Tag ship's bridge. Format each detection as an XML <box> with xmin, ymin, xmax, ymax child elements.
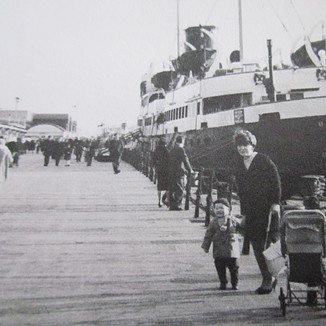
<box><xmin>140</xmin><ymin>90</ymin><xmax>166</xmax><ymax>116</ymax></box>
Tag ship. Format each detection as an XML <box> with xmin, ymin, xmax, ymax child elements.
<box><xmin>132</xmin><ymin>2</ymin><xmax>326</xmax><ymax>200</ymax></box>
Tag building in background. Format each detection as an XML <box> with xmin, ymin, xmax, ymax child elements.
<box><xmin>0</xmin><ymin>110</ymin><xmax>76</xmax><ymax>140</ymax></box>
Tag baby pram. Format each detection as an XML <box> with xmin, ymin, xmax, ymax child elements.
<box><xmin>278</xmin><ymin>210</ymin><xmax>326</xmax><ymax>316</ymax></box>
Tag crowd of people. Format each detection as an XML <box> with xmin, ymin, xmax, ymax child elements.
<box><xmin>1</xmin><ymin>135</ymin><xmax>123</xmax><ymax>173</ymax></box>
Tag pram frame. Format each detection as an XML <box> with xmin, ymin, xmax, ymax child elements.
<box><xmin>278</xmin><ymin>209</ymin><xmax>326</xmax><ymax>316</ymax></box>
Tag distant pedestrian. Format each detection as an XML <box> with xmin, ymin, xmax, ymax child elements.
<box><xmin>42</xmin><ymin>136</ymin><xmax>53</xmax><ymax>166</ymax></box>
<box><xmin>0</xmin><ymin>138</ymin><xmax>13</xmax><ymax>184</ymax></box>
<box><xmin>152</xmin><ymin>138</ymin><xmax>170</xmax><ymax>207</ymax></box>
<box><xmin>6</xmin><ymin>140</ymin><xmax>19</xmax><ymax>167</ymax></box>
<box><xmin>202</xmin><ymin>198</ymin><xmax>242</xmax><ymax>290</ymax></box>
<box><xmin>52</xmin><ymin>139</ymin><xmax>64</xmax><ymax>166</ymax></box>
<box><xmin>74</xmin><ymin>139</ymin><xmax>83</xmax><ymax>162</ymax></box>
<box><xmin>168</xmin><ymin>135</ymin><xmax>193</xmax><ymax>210</ymax></box>
<box><xmin>85</xmin><ymin>139</ymin><xmax>97</xmax><ymax>166</ymax></box>
<box><xmin>64</xmin><ymin>139</ymin><xmax>73</xmax><ymax>166</ymax></box>
<box><xmin>109</xmin><ymin>135</ymin><xmax>123</xmax><ymax>174</ymax></box>
<box><xmin>233</xmin><ymin>129</ymin><xmax>281</xmax><ymax>295</ymax></box>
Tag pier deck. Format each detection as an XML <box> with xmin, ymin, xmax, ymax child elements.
<box><xmin>0</xmin><ymin>154</ymin><xmax>325</xmax><ymax>325</ymax></box>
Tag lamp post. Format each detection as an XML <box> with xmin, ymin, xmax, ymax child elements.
<box><xmin>74</xmin><ymin>105</ymin><xmax>78</xmax><ymax>133</ymax></box>
<box><xmin>14</xmin><ymin>97</ymin><xmax>20</xmax><ymax>124</ymax></box>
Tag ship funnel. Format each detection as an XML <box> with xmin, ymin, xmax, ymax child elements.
<box><xmin>172</xmin><ymin>25</ymin><xmax>217</xmax><ymax>78</ymax></box>
<box><xmin>184</xmin><ymin>25</ymin><xmax>215</xmax><ymax>52</ymax></box>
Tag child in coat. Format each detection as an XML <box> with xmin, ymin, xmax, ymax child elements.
<box><xmin>201</xmin><ymin>198</ymin><xmax>241</xmax><ymax>290</ymax></box>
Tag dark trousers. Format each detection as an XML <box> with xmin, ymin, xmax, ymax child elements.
<box><xmin>86</xmin><ymin>156</ymin><xmax>93</xmax><ymax>166</ymax></box>
<box><xmin>251</xmin><ymin>237</ymin><xmax>272</xmax><ymax>289</ymax></box>
<box><xmin>169</xmin><ymin>176</ymin><xmax>185</xmax><ymax>210</ymax></box>
<box><xmin>44</xmin><ymin>154</ymin><xmax>51</xmax><ymax>166</ymax></box>
<box><xmin>55</xmin><ymin>156</ymin><xmax>61</xmax><ymax>166</ymax></box>
<box><xmin>214</xmin><ymin>257</ymin><xmax>239</xmax><ymax>286</ymax></box>
<box><xmin>113</xmin><ymin>159</ymin><xmax>120</xmax><ymax>173</ymax></box>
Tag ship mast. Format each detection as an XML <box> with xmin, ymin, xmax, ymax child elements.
<box><xmin>177</xmin><ymin>0</ymin><xmax>180</xmax><ymax>58</ymax></box>
<box><xmin>238</xmin><ymin>0</ymin><xmax>244</xmax><ymax>63</ymax></box>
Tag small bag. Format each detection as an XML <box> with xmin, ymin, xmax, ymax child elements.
<box><xmin>263</xmin><ymin>212</ymin><xmax>285</xmax><ymax>277</ymax></box>
<box><xmin>263</xmin><ymin>240</ymin><xmax>285</xmax><ymax>277</ymax></box>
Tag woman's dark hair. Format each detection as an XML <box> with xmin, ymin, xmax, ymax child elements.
<box><xmin>233</xmin><ymin>129</ymin><xmax>257</xmax><ymax>147</ymax></box>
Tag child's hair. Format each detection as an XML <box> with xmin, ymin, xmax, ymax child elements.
<box><xmin>213</xmin><ymin>198</ymin><xmax>230</xmax><ymax>209</ymax></box>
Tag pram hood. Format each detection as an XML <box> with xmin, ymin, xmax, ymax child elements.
<box><xmin>281</xmin><ymin>210</ymin><xmax>325</xmax><ymax>254</ymax></box>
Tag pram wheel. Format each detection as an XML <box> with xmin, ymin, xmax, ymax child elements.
<box><xmin>279</xmin><ymin>287</ymin><xmax>286</xmax><ymax>316</ymax></box>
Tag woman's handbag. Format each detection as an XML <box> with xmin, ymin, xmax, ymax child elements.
<box><xmin>263</xmin><ymin>212</ymin><xmax>285</xmax><ymax>277</ymax></box>
<box><xmin>263</xmin><ymin>240</ymin><xmax>285</xmax><ymax>277</ymax></box>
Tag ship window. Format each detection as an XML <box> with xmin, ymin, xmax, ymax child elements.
<box><xmin>179</xmin><ymin>107</ymin><xmax>182</xmax><ymax>119</ymax></box>
<box><xmin>137</xmin><ymin>119</ymin><xmax>143</xmax><ymax>127</ymax></box>
<box><xmin>201</xmin><ymin>122</ymin><xmax>208</xmax><ymax>129</ymax></box>
<box><xmin>197</xmin><ymin>102</ymin><xmax>201</xmax><ymax>115</ymax></box>
<box><xmin>259</xmin><ymin>112</ymin><xmax>280</xmax><ymax>123</ymax></box>
<box><xmin>185</xmin><ymin>106</ymin><xmax>188</xmax><ymax>117</ymax></box>
<box><xmin>174</xmin><ymin>127</ymin><xmax>178</xmax><ymax>132</ymax></box>
<box><xmin>145</xmin><ymin>117</ymin><xmax>152</xmax><ymax>126</ymax></box>
<box><xmin>149</xmin><ymin>94</ymin><xmax>158</xmax><ymax>103</ymax></box>
<box><xmin>173</xmin><ymin>109</ymin><xmax>176</xmax><ymax>120</ymax></box>
<box><xmin>182</xmin><ymin>107</ymin><xmax>185</xmax><ymax>118</ymax></box>
<box><xmin>148</xmin><ymin>92</ymin><xmax>165</xmax><ymax>103</ymax></box>
<box><xmin>290</xmin><ymin>92</ymin><xmax>304</xmax><ymax>100</ymax></box>
<box><xmin>176</xmin><ymin>108</ymin><xmax>179</xmax><ymax>119</ymax></box>
<box><xmin>276</xmin><ymin>94</ymin><xmax>286</xmax><ymax>102</ymax></box>
<box><xmin>202</xmin><ymin>93</ymin><xmax>251</xmax><ymax>115</ymax></box>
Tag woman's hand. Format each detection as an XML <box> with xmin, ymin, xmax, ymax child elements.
<box><xmin>270</xmin><ymin>204</ymin><xmax>280</xmax><ymax>216</ymax></box>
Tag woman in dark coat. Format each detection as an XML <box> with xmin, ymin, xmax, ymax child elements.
<box><xmin>234</xmin><ymin>129</ymin><xmax>281</xmax><ymax>294</ymax></box>
<box><xmin>153</xmin><ymin>138</ymin><xmax>170</xmax><ymax>207</ymax></box>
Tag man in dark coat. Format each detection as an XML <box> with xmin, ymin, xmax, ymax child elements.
<box><xmin>42</xmin><ymin>136</ymin><xmax>53</xmax><ymax>167</ymax></box>
<box><xmin>109</xmin><ymin>135</ymin><xmax>123</xmax><ymax>174</ymax></box>
<box><xmin>168</xmin><ymin>135</ymin><xmax>193</xmax><ymax>211</ymax></box>
<box><xmin>234</xmin><ymin>129</ymin><xmax>281</xmax><ymax>294</ymax></box>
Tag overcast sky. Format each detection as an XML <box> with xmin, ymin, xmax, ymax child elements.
<box><xmin>0</xmin><ymin>0</ymin><xmax>325</xmax><ymax>136</ymax></box>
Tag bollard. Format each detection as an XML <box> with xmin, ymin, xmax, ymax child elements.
<box><xmin>205</xmin><ymin>169</ymin><xmax>214</xmax><ymax>227</ymax></box>
<box><xmin>153</xmin><ymin>168</ymin><xmax>157</xmax><ymax>184</ymax></box>
<box><xmin>194</xmin><ymin>168</ymin><xmax>203</xmax><ymax>218</ymax></box>
<box><xmin>184</xmin><ymin>171</ymin><xmax>191</xmax><ymax>210</ymax></box>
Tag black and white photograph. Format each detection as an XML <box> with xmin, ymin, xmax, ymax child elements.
<box><xmin>0</xmin><ymin>0</ymin><xmax>326</xmax><ymax>325</ymax></box>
